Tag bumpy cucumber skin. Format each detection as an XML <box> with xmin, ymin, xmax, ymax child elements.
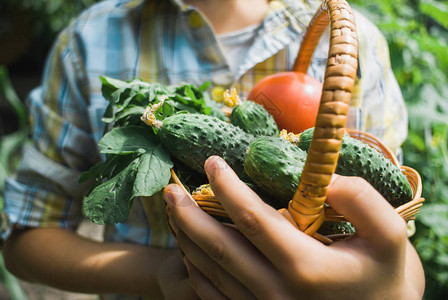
<box><xmin>230</xmin><ymin>101</ymin><xmax>279</xmax><ymax>136</ymax></box>
<box><xmin>317</xmin><ymin>221</ymin><xmax>355</xmax><ymax>236</ymax></box>
<box><xmin>244</xmin><ymin>136</ymin><xmax>308</xmax><ymax>206</ymax></box>
<box><xmin>298</xmin><ymin>128</ymin><xmax>413</xmax><ymax>207</ymax></box>
<box><xmin>297</xmin><ymin>127</ymin><xmax>314</xmax><ymax>151</ymax></box>
<box><xmin>159</xmin><ymin>114</ymin><xmax>254</xmax><ymax>181</ymax></box>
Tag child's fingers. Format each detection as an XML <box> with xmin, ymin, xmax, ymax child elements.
<box><xmin>203</xmin><ymin>156</ymin><xmax>325</xmax><ymax>271</ymax></box>
<box><xmin>177</xmin><ymin>230</ymin><xmax>255</xmax><ymax>300</ymax></box>
<box><xmin>183</xmin><ymin>258</ymin><xmax>232</xmax><ymax>300</ymax></box>
<box><xmin>163</xmin><ymin>183</ymin><xmax>289</xmax><ymax>298</ymax></box>
<box><xmin>156</xmin><ymin>254</ymin><xmax>200</xmax><ymax>300</ymax></box>
<box><xmin>326</xmin><ymin>175</ymin><xmax>408</xmax><ymax>248</ymax></box>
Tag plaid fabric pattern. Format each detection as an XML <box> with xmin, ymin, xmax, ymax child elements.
<box><xmin>2</xmin><ymin>0</ymin><xmax>407</xmax><ymax>253</ymax></box>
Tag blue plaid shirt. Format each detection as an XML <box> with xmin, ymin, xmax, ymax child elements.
<box><xmin>2</xmin><ymin>0</ymin><xmax>407</xmax><ymax>252</ymax></box>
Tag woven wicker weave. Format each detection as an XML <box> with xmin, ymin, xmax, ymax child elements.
<box><xmin>189</xmin><ymin>129</ymin><xmax>424</xmax><ymax>239</ymax></box>
<box><xmin>185</xmin><ymin>0</ymin><xmax>424</xmax><ymax>243</ymax></box>
<box><xmin>284</xmin><ymin>0</ymin><xmax>359</xmax><ymax>242</ymax></box>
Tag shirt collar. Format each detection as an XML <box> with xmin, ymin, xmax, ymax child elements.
<box><xmin>169</xmin><ymin>0</ymin><xmax>195</xmax><ymax>12</ymax></box>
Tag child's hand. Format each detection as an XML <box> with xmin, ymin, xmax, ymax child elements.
<box><xmin>164</xmin><ymin>156</ymin><xmax>425</xmax><ymax>300</ymax></box>
<box><xmin>157</xmin><ymin>253</ymin><xmax>199</xmax><ymax>300</ymax></box>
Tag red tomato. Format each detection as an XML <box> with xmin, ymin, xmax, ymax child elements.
<box><xmin>247</xmin><ymin>72</ymin><xmax>322</xmax><ymax>133</ymax></box>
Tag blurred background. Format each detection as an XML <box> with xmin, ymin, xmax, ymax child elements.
<box><xmin>1</xmin><ymin>0</ymin><xmax>447</xmax><ymax>299</ymax></box>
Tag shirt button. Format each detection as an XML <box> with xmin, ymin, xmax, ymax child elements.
<box><xmin>189</xmin><ymin>11</ymin><xmax>203</xmax><ymax>28</ymax></box>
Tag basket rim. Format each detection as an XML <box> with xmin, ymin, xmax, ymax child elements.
<box><xmin>183</xmin><ymin>130</ymin><xmax>424</xmax><ymax>225</ymax></box>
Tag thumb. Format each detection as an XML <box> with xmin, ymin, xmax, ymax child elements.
<box><xmin>326</xmin><ymin>175</ymin><xmax>407</xmax><ymax>243</ymax></box>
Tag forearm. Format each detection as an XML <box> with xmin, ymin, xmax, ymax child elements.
<box><xmin>3</xmin><ymin>227</ymin><xmax>175</xmax><ymax>298</ymax></box>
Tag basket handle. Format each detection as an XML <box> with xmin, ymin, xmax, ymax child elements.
<box><xmin>287</xmin><ymin>0</ymin><xmax>359</xmax><ymax>237</ymax></box>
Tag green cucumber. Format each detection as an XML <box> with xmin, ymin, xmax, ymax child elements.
<box><xmin>230</xmin><ymin>100</ymin><xmax>279</xmax><ymax>136</ymax></box>
<box><xmin>298</xmin><ymin>128</ymin><xmax>413</xmax><ymax>207</ymax></box>
<box><xmin>317</xmin><ymin>221</ymin><xmax>355</xmax><ymax>236</ymax></box>
<box><xmin>244</xmin><ymin>136</ymin><xmax>308</xmax><ymax>206</ymax></box>
<box><xmin>159</xmin><ymin>113</ymin><xmax>254</xmax><ymax>181</ymax></box>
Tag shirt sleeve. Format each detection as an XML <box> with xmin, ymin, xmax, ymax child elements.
<box><xmin>1</xmin><ymin>23</ymin><xmax>102</xmax><ymax>240</ymax></box>
<box><xmin>351</xmin><ymin>10</ymin><xmax>408</xmax><ymax>154</ymax></box>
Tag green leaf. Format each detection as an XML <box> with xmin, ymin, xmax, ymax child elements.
<box><xmin>82</xmin><ymin>158</ymin><xmax>139</xmax><ymax>224</ymax></box>
<box><xmin>152</xmin><ymin>101</ymin><xmax>175</xmax><ymax>120</ymax></box>
<box><xmin>82</xmin><ymin>144</ymin><xmax>173</xmax><ymax>224</ymax></box>
<box><xmin>184</xmin><ymin>85</ymin><xmax>197</xmax><ymax>101</ymax></box>
<box><xmin>0</xmin><ymin>66</ymin><xmax>28</xmax><ymax>129</ymax></box>
<box><xmin>82</xmin><ymin>77</ymin><xmax>220</xmax><ymax>225</ymax></box>
<box><xmin>99</xmin><ymin>77</ymin><xmax>216</xmax><ymax>127</ymax></box>
<box><xmin>406</xmin><ymin>131</ymin><xmax>426</xmax><ymax>152</ymax></box>
<box><xmin>82</xmin><ymin>125</ymin><xmax>173</xmax><ymax>224</ymax></box>
<box><xmin>420</xmin><ymin>0</ymin><xmax>448</xmax><ymax>29</ymax></box>
<box><xmin>100</xmin><ymin>75</ymin><xmax>130</xmax><ymax>102</ymax></box>
<box><xmin>132</xmin><ymin>146</ymin><xmax>173</xmax><ymax>198</ymax></box>
<box><xmin>79</xmin><ymin>153</ymin><xmax>137</xmax><ymax>184</ymax></box>
<box><xmin>418</xmin><ymin>203</ymin><xmax>448</xmax><ymax>238</ymax></box>
<box><xmin>114</xmin><ymin>88</ymin><xmax>138</xmax><ymax>112</ymax></box>
<box><xmin>98</xmin><ymin>126</ymin><xmax>158</xmax><ymax>155</ymax></box>
<box><xmin>165</xmin><ymin>99</ymin><xmax>200</xmax><ymax>114</ymax></box>
<box><xmin>0</xmin><ymin>130</ymin><xmax>28</xmax><ymax>174</ymax></box>
<box><xmin>101</xmin><ymin>102</ymin><xmax>115</xmax><ymax>124</ymax></box>
<box><xmin>112</xmin><ymin>106</ymin><xmax>147</xmax><ymax>124</ymax></box>
<box><xmin>199</xmin><ymin>81</ymin><xmax>211</xmax><ymax>92</ymax></box>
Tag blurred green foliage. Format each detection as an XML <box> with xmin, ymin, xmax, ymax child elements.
<box><xmin>1</xmin><ymin>0</ymin><xmax>97</xmax><ymax>34</ymax></box>
<box><xmin>0</xmin><ymin>0</ymin><xmax>99</xmax><ymax>68</ymax></box>
<box><xmin>1</xmin><ymin>0</ymin><xmax>100</xmax><ymax>217</ymax></box>
<box><xmin>0</xmin><ymin>2</ymin><xmax>99</xmax><ymax>299</ymax></box>
<box><xmin>0</xmin><ymin>66</ymin><xmax>28</xmax><ymax>212</ymax></box>
<box><xmin>351</xmin><ymin>0</ymin><xmax>448</xmax><ymax>298</ymax></box>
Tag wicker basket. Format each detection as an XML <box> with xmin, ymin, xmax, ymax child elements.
<box><xmin>172</xmin><ymin>0</ymin><xmax>424</xmax><ymax>243</ymax></box>
<box><xmin>324</xmin><ymin>129</ymin><xmax>424</xmax><ymax>224</ymax></box>
<box><xmin>187</xmin><ymin>129</ymin><xmax>424</xmax><ymax>244</ymax></box>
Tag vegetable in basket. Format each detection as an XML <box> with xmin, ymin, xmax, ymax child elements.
<box><xmin>298</xmin><ymin>128</ymin><xmax>413</xmax><ymax>207</ymax></box>
<box><xmin>244</xmin><ymin>131</ymin><xmax>413</xmax><ymax>209</ymax></box>
<box><xmin>247</xmin><ymin>71</ymin><xmax>323</xmax><ymax>134</ymax></box>
<box><xmin>223</xmin><ymin>88</ymin><xmax>279</xmax><ymax>137</ymax></box>
<box><xmin>80</xmin><ymin>76</ymin><xmax>226</xmax><ymax>224</ymax></box>
<box><xmin>81</xmin><ymin>77</ymin><xmax>413</xmax><ymax>228</ymax></box>
<box><xmin>145</xmin><ymin>112</ymin><xmax>254</xmax><ymax>182</ymax></box>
